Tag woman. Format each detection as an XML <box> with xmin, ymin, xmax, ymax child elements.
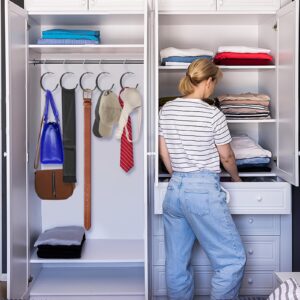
<box><xmin>159</xmin><ymin>59</ymin><xmax>246</xmax><ymax>300</ymax></box>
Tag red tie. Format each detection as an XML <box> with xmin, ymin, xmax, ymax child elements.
<box><xmin>119</xmin><ymin>89</ymin><xmax>134</xmax><ymax>172</ymax></box>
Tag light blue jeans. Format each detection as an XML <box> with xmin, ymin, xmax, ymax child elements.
<box><xmin>163</xmin><ymin>170</ymin><xmax>246</xmax><ymax>300</ymax></box>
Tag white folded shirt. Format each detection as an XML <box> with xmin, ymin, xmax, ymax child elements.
<box><xmin>230</xmin><ymin>135</ymin><xmax>272</xmax><ymax>160</ymax></box>
<box><xmin>160</xmin><ymin>47</ymin><xmax>214</xmax><ymax>60</ymax></box>
<box><xmin>217</xmin><ymin>46</ymin><xmax>271</xmax><ymax>54</ymax></box>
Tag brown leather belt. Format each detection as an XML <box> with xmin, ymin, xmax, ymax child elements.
<box><xmin>83</xmin><ymin>89</ymin><xmax>92</xmax><ymax>230</ymax></box>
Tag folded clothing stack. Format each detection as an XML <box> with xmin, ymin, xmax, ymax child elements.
<box><xmin>230</xmin><ymin>135</ymin><xmax>272</xmax><ymax>172</ymax></box>
<box><xmin>34</xmin><ymin>226</ymin><xmax>86</xmax><ymax>259</ymax></box>
<box><xmin>214</xmin><ymin>46</ymin><xmax>273</xmax><ymax>65</ymax></box>
<box><xmin>218</xmin><ymin>92</ymin><xmax>271</xmax><ymax>119</ymax></box>
<box><xmin>37</xmin><ymin>29</ymin><xmax>101</xmax><ymax>45</ymax></box>
<box><xmin>160</xmin><ymin>47</ymin><xmax>214</xmax><ymax>66</ymax></box>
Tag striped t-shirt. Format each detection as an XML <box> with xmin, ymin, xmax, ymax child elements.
<box><xmin>159</xmin><ymin>98</ymin><xmax>232</xmax><ymax>173</ymax></box>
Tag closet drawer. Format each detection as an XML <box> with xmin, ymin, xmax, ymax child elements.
<box><xmin>158</xmin><ymin>0</ymin><xmax>216</xmax><ymax>11</ymax></box>
<box><xmin>153</xmin><ymin>266</ymin><xmax>276</xmax><ymax>296</ymax></box>
<box><xmin>154</xmin><ymin>182</ymin><xmax>291</xmax><ymax>215</ymax></box>
<box><xmin>153</xmin><ymin>215</ymin><xmax>280</xmax><ymax>236</ymax></box>
<box><xmin>153</xmin><ymin>236</ymin><xmax>279</xmax><ymax>269</ymax></box>
<box><xmin>25</xmin><ymin>0</ymin><xmax>88</xmax><ymax>11</ymax></box>
<box><xmin>89</xmin><ymin>0</ymin><xmax>144</xmax><ymax>11</ymax></box>
<box><xmin>217</xmin><ymin>0</ymin><xmax>280</xmax><ymax>11</ymax></box>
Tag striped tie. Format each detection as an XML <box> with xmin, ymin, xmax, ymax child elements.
<box><xmin>119</xmin><ymin>89</ymin><xmax>134</xmax><ymax>172</ymax></box>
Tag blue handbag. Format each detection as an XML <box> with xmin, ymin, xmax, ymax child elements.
<box><xmin>40</xmin><ymin>90</ymin><xmax>64</xmax><ymax>164</ymax></box>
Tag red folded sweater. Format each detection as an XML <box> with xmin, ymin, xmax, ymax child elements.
<box><xmin>214</xmin><ymin>52</ymin><xmax>273</xmax><ymax>65</ymax></box>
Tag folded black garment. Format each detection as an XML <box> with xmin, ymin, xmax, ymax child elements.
<box><xmin>237</xmin><ymin>165</ymin><xmax>272</xmax><ymax>172</ymax></box>
<box><xmin>37</xmin><ymin>234</ymin><xmax>85</xmax><ymax>259</ymax></box>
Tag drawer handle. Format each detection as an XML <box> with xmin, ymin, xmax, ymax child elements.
<box><xmin>248</xmin><ymin>218</ymin><xmax>254</xmax><ymax>224</ymax></box>
<box><xmin>256</xmin><ymin>195</ymin><xmax>263</xmax><ymax>202</ymax></box>
<box><xmin>248</xmin><ymin>278</ymin><xmax>253</xmax><ymax>284</ymax></box>
<box><xmin>248</xmin><ymin>249</ymin><xmax>254</xmax><ymax>255</ymax></box>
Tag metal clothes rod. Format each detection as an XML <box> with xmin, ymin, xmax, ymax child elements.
<box><xmin>29</xmin><ymin>59</ymin><xmax>144</xmax><ymax>65</ymax></box>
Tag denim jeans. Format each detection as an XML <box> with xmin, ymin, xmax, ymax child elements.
<box><xmin>163</xmin><ymin>170</ymin><xmax>246</xmax><ymax>300</ymax></box>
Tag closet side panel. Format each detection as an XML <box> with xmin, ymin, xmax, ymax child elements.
<box><xmin>5</xmin><ymin>1</ymin><xmax>28</xmax><ymax>299</ymax></box>
<box><xmin>276</xmin><ymin>1</ymin><xmax>299</xmax><ymax>185</ymax></box>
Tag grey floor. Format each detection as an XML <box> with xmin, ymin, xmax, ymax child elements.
<box><xmin>0</xmin><ymin>282</ymin><xmax>6</xmax><ymax>300</ymax></box>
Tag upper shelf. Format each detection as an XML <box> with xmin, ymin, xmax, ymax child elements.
<box><xmin>159</xmin><ymin>65</ymin><xmax>276</xmax><ymax>71</ymax></box>
<box><xmin>28</xmin><ymin>12</ymin><xmax>144</xmax><ymax>26</ymax></box>
<box><xmin>29</xmin><ymin>44</ymin><xmax>144</xmax><ymax>55</ymax></box>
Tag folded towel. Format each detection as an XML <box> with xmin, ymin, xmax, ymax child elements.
<box><xmin>43</xmin><ymin>29</ymin><xmax>100</xmax><ymax>37</ymax></box>
<box><xmin>160</xmin><ymin>47</ymin><xmax>214</xmax><ymax>60</ymax></box>
<box><xmin>34</xmin><ymin>226</ymin><xmax>85</xmax><ymax>247</ymax></box>
<box><xmin>37</xmin><ymin>38</ymin><xmax>100</xmax><ymax>45</ymax></box>
<box><xmin>231</xmin><ymin>135</ymin><xmax>272</xmax><ymax>159</ymax></box>
<box><xmin>42</xmin><ymin>29</ymin><xmax>100</xmax><ymax>41</ymax></box>
<box><xmin>218</xmin><ymin>46</ymin><xmax>271</xmax><ymax>54</ymax></box>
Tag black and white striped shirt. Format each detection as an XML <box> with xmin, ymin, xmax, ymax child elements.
<box><xmin>159</xmin><ymin>98</ymin><xmax>231</xmax><ymax>173</ymax></box>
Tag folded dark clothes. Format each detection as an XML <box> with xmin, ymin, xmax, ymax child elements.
<box><xmin>159</xmin><ymin>96</ymin><xmax>179</xmax><ymax>108</ymax></box>
<box><xmin>37</xmin><ymin>235</ymin><xmax>85</xmax><ymax>259</ymax></box>
<box><xmin>37</xmin><ymin>38</ymin><xmax>100</xmax><ymax>45</ymax></box>
<box><xmin>237</xmin><ymin>165</ymin><xmax>272</xmax><ymax>172</ymax></box>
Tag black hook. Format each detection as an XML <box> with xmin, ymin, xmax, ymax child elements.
<box><xmin>60</xmin><ymin>72</ymin><xmax>78</xmax><ymax>90</ymax></box>
<box><xmin>40</xmin><ymin>72</ymin><xmax>59</xmax><ymax>92</ymax></box>
<box><xmin>79</xmin><ymin>72</ymin><xmax>97</xmax><ymax>91</ymax></box>
<box><xmin>96</xmin><ymin>72</ymin><xmax>115</xmax><ymax>93</ymax></box>
<box><xmin>120</xmin><ymin>71</ymin><xmax>139</xmax><ymax>89</ymax></box>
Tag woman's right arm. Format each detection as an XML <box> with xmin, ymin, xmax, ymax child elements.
<box><xmin>159</xmin><ymin>136</ymin><xmax>173</xmax><ymax>175</ymax></box>
<box><xmin>216</xmin><ymin>143</ymin><xmax>241</xmax><ymax>182</ymax></box>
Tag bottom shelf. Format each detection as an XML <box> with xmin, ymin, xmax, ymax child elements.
<box><xmin>30</xmin><ymin>266</ymin><xmax>145</xmax><ymax>297</ymax></box>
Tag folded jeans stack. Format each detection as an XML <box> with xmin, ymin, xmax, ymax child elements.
<box><xmin>37</xmin><ymin>29</ymin><xmax>101</xmax><ymax>45</ymax></box>
<box><xmin>34</xmin><ymin>226</ymin><xmax>86</xmax><ymax>258</ymax></box>
<box><xmin>230</xmin><ymin>135</ymin><xmax>272</xmax><ymax>172</ymax></box>
<box><xmin>218</xmin><ymin>92</ymin><xmax>271</xmax><ymax>120</ymax></box>
<box><xmin>214</xmin><ymin>46</ymin><xmax>273</xmax><ymax>65</ymax></box>
<box><xmin>160</xmin><ymin>47</ymin><xmax>214</xmax><ymax>66</ymax></box>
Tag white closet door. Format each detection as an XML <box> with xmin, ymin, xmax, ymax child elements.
<box><xmin>5</xmin><ymin>1</ymin><xmax>28</xmax><ymax>299</ymax></box>
<box><xmin>276</xmin><ymin>1</ymin><xmax>299</xmax><ymax>186</ymax></box>
<box><xmin>158</xmin><ymin>0</ymin><xmax>216</xmax><ymax>11</ymax></box>
<box><xmin>217</xmin><ymin>0</ymin><xmax>280</xmax><ymax>11</ymax></box>
<box><xmin>89</xmin><ymin>0</ymin><xmax>144</xmax><ymax>11</ymax></box>
<box><xmin>25</xmin><ymin>0</ymin><xmax>88</xmax><ymax>11</ymax></box>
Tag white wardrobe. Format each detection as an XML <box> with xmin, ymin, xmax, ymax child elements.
<box><xmin>151</xmin><ymin>0</ymin><xmax>299</xmax><ymax>298</ymax></box>
<box><xmin>5</xmin><ymin>0</ymin><xmax>149</xmax><ymax>299</ymax></box>
<box><xmin>2</xmin><ymin>0</ymin><xmax>299</xmax><ymax>299</ymax></box>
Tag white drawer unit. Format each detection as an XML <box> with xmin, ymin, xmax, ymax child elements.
<box><xmin>25</xmin><ymin>0</ymin><xmax>88</xmax><ymax>11</ymax></box>
<box><xmin>153</xmin><ymin>266</ymin><xmax>276</xmax><ymax>296</ymax></box>
<box><xmin>153</xmin><ymin>215</ymin><xmax>280</xmax><ymax>236</ymax></box>
<box><xmin>153</xmin><ymin>235</ymin><xmax>279</xmax><ymax>270</ymax></box>
<box><xmin>89</xmin><ymin>0</ymin><xmax>144</xmax><ymax>11</ymax></box>
<box><xmin>217</xmin><ymin>0</ymin><xmax>280</xmax><ymax>11</ymax></box>
<box><xmin>154</xmin><ymin>181</ymin><xmax>291</xmax><ymax>215</ymax></box>
<box><xmin>158</xmin><ymin>0</ymin><xmax>216</xmax><ymax>11</ymax></box>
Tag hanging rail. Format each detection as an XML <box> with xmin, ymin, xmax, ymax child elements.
<box><xmin>29</xmin><ymin>59</ymin><xmax>144</xmax><ymax>65</ymax></box>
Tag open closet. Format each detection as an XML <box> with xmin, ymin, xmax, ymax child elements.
<box><xmin>151</xmin><ymin>0</ymin><xmax>299</xmax><ymax>298</ymax></box>
<box><xmin>5</xmin><ymin>0</ymin><xmax>149</xmax><ymax>299</ymax></box>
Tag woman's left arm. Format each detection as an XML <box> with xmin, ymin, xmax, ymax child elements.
<box><xmin>159</xmin><ymin>136</ymin><xmax>173</xmax><ymax>175</ymax></box>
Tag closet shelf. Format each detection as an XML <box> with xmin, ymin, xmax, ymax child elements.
<box><xmin>29</xmin><ymin>44</ymin><xmax>144</xmax><ymax>54</ymax></box>
<box><xmin>30</xmin><ymin>266</ymin><xmax>145</xmax><ymax>296</ymax></box>
<box><xmin>159</xmin><ymin>65</ymin><xmax>276</xmax><ymax>71</ymax></box>
<box><xmin>30</xmin><ymin>239</ymin><xmax>144</xmax><ymax>264</ymax></box>
<box><xmin>227</xmin><ymin>119</ymin><xmax>276</xmax><ymax>124</ymax></box>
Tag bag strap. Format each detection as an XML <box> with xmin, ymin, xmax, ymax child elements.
<box><xmin>45</xmin><ymin>90</ymin><xmax>60</xmax><ymax>123</ymax></box>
